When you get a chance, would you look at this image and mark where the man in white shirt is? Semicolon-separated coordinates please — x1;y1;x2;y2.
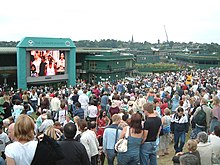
78;89;89;119
50;93;61;118
164;83;172;96
54;102;67;126
87;102;98;122
209;126;220;164
80;120;99;165
191;81;199;93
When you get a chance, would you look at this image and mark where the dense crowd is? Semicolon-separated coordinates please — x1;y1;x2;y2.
0;68;219;165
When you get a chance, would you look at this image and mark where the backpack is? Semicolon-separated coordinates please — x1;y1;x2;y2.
193;106;206;126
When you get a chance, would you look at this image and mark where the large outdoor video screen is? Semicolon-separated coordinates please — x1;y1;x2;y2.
30;50;65;77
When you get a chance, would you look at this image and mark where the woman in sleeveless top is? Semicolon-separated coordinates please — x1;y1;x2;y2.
5;115;38;165
146;88;155;103
117;113;147;165
46;61;57;76
97;110;110;138
159;108;171;156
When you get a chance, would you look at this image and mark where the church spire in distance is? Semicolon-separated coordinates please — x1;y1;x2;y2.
131;34;134;43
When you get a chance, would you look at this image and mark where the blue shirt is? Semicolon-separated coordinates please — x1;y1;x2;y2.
103;124;122;152
101;95;108;106
73;108;84;119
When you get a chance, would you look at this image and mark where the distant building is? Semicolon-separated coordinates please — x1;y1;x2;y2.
0;47;135;86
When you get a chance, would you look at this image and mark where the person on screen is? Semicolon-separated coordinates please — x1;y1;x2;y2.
39;56;47;76
32;51;41;75
45;59;57;76
57;53;65;74
30;64;38;77
47;54;55;64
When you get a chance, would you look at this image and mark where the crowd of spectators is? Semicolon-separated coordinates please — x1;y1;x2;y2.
0;68;219;165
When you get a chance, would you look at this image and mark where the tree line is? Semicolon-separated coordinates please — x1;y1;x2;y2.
0;40;220;53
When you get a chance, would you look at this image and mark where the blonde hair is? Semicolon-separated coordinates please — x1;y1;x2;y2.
201;97;208;104
14;114;35;141
149;88;154;93
45;126;58;140
186;139;197;152
111;114;121;124
213;96;220;106
3;94;10;103
164;108;171;115
74;116;80;124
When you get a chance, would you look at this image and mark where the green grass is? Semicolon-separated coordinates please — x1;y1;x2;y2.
103;132;191;165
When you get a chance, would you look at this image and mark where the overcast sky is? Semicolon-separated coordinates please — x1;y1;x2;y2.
1;0;220;44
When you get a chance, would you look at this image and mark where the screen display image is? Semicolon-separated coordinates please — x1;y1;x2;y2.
30;50;65;77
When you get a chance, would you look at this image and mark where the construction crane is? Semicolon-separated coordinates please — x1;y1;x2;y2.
163;25;169;43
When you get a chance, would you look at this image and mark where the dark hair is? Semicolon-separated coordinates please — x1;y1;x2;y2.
153;99;159;104
179;100;184;106
89;100;96;106
75;102;81;108
98;110;105;119
214;126;220;137
78;119;87;132
24;104;30;110
73;89;78;95
129;113;142;134
177;107;184;113
88;121;96;130
31;64;36;70
60;101;66;109
122;113;129;121
54;92;59;97
163;98;168;103
64;123;77;139
15;100;22;105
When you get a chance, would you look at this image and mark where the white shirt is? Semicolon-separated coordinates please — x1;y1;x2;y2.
191;84;198;93
54;109;67;125
0;132;10;152
209;134;220;164
183;99;191;111
203;93;210;100
88;105;98;118
57;59;65;72
32;58;41;74
80;130;99;160
164;86;172;95
30;93;38;101
63;119;74;126
197;142;212;165
5;140;38;165
78;93;89;107
50;97;61;111
39;119;54;133
217;89;220;99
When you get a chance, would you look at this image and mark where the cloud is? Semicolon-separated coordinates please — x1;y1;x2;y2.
0;0;220;43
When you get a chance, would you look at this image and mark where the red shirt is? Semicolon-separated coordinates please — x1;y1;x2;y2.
160;103;168;115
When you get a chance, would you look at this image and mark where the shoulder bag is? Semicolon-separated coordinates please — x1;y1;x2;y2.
114;126;129;153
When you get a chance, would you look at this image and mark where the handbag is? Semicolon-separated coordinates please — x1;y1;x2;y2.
114;126;129;153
